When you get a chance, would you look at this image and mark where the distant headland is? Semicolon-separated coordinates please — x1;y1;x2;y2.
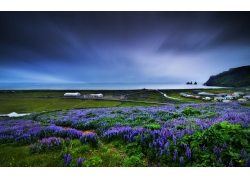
204;65;250;87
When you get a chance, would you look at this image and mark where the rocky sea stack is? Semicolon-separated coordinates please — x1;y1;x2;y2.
204;65;250;87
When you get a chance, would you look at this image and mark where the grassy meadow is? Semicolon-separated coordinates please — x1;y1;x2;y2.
1;88;250;167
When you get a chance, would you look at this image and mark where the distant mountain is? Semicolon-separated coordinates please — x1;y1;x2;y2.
204;65;250;87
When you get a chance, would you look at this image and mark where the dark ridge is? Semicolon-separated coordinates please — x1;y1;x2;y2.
204;65;250;87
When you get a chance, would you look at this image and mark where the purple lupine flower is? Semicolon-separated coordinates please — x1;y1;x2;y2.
64;154;67;163
164;140;170;150
180;157;184;166
183;144;188;151
185;147;192;160
202;145;206;151
222;142;227;148
77;157;86;167
240;149;247;158
245;157;250;167
167;149;170;155
64;154;72;166
159;148;163;156
77;157;83;167
218;157;222;164
213;147;222;157
173;135;177;146
228;160;233;167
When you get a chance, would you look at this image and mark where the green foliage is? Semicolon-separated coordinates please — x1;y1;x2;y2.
132;109;141;113
125;142;144;158
175;105;180;109
144;123;161;130
85;111;96;118
116;110;123;114
83;156;103;167
157;111;168;117
40;123;50;127
122;155;147;167
160;112;181;121
202;111;217;119
176;125;186;130
180;121;250;167
181;107;201;117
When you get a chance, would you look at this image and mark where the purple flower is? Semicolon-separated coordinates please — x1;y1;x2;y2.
185;147;192;160
240;149;247;158
167;149;170;155
164;140;170;150
180;157;184;165
228;160;233;167
64;154;72;166
245;157;250;167
202;145;206;151
173;149;178;162
222;142;227;148
173;135;177;146
213;147;222;157
64;154;67;163
77;157;86;167
218;157;222;164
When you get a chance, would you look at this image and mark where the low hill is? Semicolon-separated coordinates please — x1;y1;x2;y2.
204;65;250;87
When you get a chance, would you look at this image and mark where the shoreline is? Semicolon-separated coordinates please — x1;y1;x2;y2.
0;87;231;91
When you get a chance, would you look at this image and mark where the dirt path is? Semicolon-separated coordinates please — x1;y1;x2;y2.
61;126;96;135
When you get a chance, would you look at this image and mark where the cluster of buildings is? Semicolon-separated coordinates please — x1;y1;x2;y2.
64;92;81;96
180;90;250;102
63;92;103;98
83;93;103;98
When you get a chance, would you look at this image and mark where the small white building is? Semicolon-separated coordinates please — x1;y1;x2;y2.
231;93;240;98
234;92;245;95
84;93;103;98
198;92;216;96
224;95;234;100
238;98;247;102
243;95;250;99
180;93;187;97
90;93;103;98
214;97;223;101
203;97;212;100
64;92;81;96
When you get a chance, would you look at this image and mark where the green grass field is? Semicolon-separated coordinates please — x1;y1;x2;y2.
0;97;159;114
0;139;130;167
1;88;250;168
1;87;249;114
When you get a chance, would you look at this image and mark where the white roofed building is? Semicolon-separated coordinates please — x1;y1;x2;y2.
84;93;103;98
90;93;103;98
234;92;245;95
64;92;81;96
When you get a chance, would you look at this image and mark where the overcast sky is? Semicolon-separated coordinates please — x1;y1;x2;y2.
0;11;250;84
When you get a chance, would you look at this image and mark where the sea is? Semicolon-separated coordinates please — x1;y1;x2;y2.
0;83;229;90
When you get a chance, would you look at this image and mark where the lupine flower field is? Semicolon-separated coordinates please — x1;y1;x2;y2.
1;102;250;167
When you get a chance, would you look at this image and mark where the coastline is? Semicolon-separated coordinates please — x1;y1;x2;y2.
0;83;229;91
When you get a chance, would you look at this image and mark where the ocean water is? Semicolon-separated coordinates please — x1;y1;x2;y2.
0;83;229;90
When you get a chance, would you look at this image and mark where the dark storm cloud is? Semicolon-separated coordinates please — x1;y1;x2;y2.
157;12;250;53
0;12;73;63
0;11;250;83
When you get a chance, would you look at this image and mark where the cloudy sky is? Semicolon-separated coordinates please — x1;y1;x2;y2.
0;11;250;84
